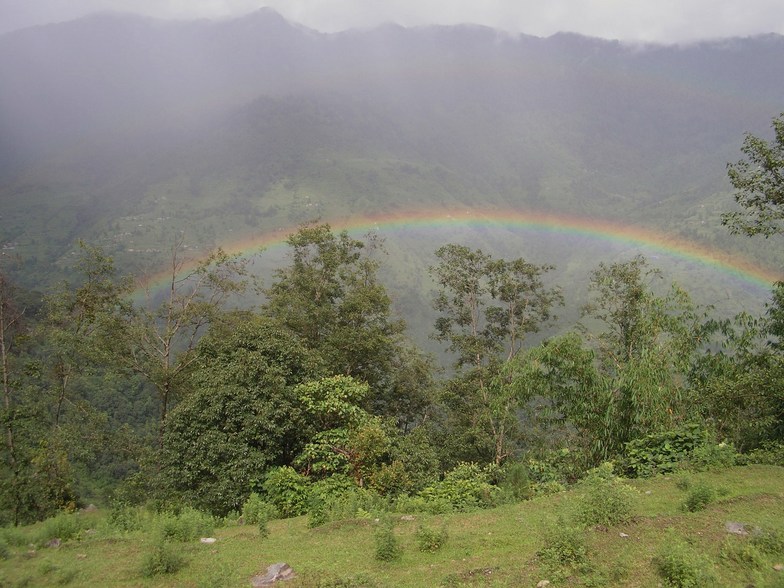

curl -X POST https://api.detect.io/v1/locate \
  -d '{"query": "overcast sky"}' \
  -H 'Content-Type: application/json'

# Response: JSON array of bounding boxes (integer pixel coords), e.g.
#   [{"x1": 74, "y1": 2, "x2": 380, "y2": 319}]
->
[{"x1": 1, "y1": 0, "x2": 783, "y2": 43}]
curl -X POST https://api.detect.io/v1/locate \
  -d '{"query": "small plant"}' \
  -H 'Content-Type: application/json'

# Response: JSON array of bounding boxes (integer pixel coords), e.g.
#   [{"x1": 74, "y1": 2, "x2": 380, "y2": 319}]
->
[
  {"x1": 415, "y1": 524, "x2": 448, "y2": 552},
  {"x1": 36, "y1": 512, "x2": 87, "y2": 545},
  {"x1": 720, "y1": 537, "x2": 765, "y2": 570},
  {"x1": 751, "y1": 528, "x2": 784, "y2": 555},
  {"x1": 538, "y1": 520, "x2": 587, "y2": 569},
  {"x1": 374, "y1": 519, "x2": 402, "y2": 562},
  {"x1": 575, "y1": 462, "x2": 635, "y2": 526},
  {"x1": 258, "y1": 517, "x2": 270, "y2": 539},
  {"x1": 108, "y1": 501, "x2": 143, "y2": 533},
  {"x1": 682, "y1": 483, "x2": 716, "y2": 512},
  {"x1": 140, "y1": 539, "x2": 186, "y2": 577},
  {"x1": 0, "y1": 539, "x2": 9, "y2": 560},
  {"x1": 155, "y1": 507, "x2": 215, "y2": 542},
  {"x1": 653, "y1": 535, "x2": 717, "y2": 587}
]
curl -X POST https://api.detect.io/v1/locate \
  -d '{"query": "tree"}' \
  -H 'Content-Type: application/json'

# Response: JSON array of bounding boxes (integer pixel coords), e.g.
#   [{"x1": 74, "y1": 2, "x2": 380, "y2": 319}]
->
[
  {"x1": 161, "y1": 314, "x2": 321, "y2": 515},
  {"x1": 722, "y1": 112, "x2": 784, "y2": 237},
  {"x1": 105, "y1": 236, "x2": 251, "y2": 445},
  {"x1": 264, "y1": 222, "x2": 430, "y2": 424},
  {"x1": 430, "y1": 244, "x2": 562, "y2": 464}
]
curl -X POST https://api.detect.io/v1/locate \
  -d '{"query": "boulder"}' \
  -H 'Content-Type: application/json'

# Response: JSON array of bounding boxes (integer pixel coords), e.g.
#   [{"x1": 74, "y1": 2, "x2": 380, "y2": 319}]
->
[{"x1": 251, "y1": 563, "x2": 295, "y2": 587}]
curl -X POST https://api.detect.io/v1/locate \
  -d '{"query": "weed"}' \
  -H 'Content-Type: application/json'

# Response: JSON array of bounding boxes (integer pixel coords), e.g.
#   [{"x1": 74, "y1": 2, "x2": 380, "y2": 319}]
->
[
  {"x1": 373, "y1": 519, "x2": 402, "y2": 562},
  {"x1": 682, "y1": 483, "x2": 716, "y2": 512},
  {"x1": 415, "y1": 524, "x2": 448, "y2": 552},
  {"x1": 0, "y1": 539, "x2": 9, "y2": 560},
  {"x1": 575, "y1": 462, "x2": 635, "y2": 526},
  {"x1": 140, "y1": 539, "x2": 186, "y2": 577},
  {"x1": 155, "y1": 507, "x2": 215, "y2": 542},
  {"x1": 241, "y1": 492, "x2": 277, "y2": 525},
  {"x1": 720, "y1": 536, "x2": 765, "y2": 570},
  {"x1": 36, "y1": 512, "x2": 87, "y2": 545},
  {"x1": 107, "y1": 502, "x2": 143, "y2": 533},
  {"x1": 653, "y1": 535, "x2": 717, "y2": 587},
  {"x1": 538, "y1": 520, "x2": 587, "y2": 569}
]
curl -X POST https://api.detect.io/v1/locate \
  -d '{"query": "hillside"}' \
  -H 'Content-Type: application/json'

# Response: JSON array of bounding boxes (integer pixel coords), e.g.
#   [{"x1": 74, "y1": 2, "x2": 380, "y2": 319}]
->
[
  {"x1": 1, "y1": 11, "x2": 783, "y2": 346},
  {"x1": 1, "y1": 465, "x2": 782, "y2": 587}
]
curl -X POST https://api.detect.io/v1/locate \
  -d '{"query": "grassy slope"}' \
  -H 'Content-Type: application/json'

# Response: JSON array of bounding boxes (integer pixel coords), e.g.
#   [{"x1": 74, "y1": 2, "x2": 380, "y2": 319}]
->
[{"x1": 2, "y1": 465, "x2": 783, "y2": 587}]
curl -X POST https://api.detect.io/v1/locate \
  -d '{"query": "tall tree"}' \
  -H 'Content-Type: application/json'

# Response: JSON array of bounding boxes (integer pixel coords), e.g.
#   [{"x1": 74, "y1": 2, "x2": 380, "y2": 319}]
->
[
  {"x1": 722, "y1": 112, "x2": 784, "y2": 237},
  {"x1": 105, "y1": 236, "x2": 251, "y2": 445},
  {"x1": 430, "y1": 244, "x2": 562, "y2": 464}
]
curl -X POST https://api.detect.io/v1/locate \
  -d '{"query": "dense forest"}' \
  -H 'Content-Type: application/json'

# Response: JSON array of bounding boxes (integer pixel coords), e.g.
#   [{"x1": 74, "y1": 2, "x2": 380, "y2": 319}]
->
[{"x1": 1, "y1": 115, "x2": 783, "y2": 530}]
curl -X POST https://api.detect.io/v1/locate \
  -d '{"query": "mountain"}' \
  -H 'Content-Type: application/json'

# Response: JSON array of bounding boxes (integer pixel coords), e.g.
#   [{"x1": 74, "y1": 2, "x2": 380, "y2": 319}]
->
[{"x1": 1, "y1": 10, "x2": 783, "y2": 347}]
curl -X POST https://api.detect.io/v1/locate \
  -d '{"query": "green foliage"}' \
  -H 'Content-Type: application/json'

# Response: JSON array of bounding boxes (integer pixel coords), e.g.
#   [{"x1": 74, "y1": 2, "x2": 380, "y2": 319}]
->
[
  {"x1": 745, "y1": 442, "x2": 784, "y2": 466},
  {"x1": 0, "y1": 539, "x2": 9, "y2": 560},
  {"x1": 574, "y1": 463, "x2": 635, "y2": 527},
  {"x1": 162, "y1": 314, "x2": 319, "y2": 517},
  {"x1": 496, "y1": 461, "x2": 533, "y2": 502},
  {"x1": 720, "y1": 537, "x2": 766, "y2": 570},
  {"x1": 262, "y1": 466, "x2": 310, "y2": 518},
  {"x1": 623, "y1": 424, "x2": 710, "y2": 477},
  {"x1": 241, "y1": 493, "x2": 277, "y2": 525},
  {"x1": 723, "y1": 112, "x2": 784, "y2": 237},
  {"x1": 682, "y1": 483, "x2": 717, "y2": 512},
  {"x1": 373, "y1": 519, "x2": 402, "y2": 562},
  {"x1": 415, "y1": 524, "x2": 448, "y2": 552},
  {"x1": 751, "y1": 528, "x2": 784, "y2": 555},
  {"x1": 140, "y1": 539, "x2": 186, "y2": 577},
  {"x1": 538, "y1": 520, "x2": 588, "y2": 569},
  {"x1": 154, "y1": 507, "x2": 215, "y2": 542},
  {"x1": 417, "y1": 463, "x2": 499, "y2": 513},
  {"x1": 653, "y1": 535, "x2": 718, "y2": 587},
  {"x1": 36, "y1": 512, "x2": 87, "y2": 545},
  {"x1": 108, "y1": 502, "x2": 143, "y2": 533},
  {"x1": 690, "y1": 441, "x2": 737, "y2": 470}
]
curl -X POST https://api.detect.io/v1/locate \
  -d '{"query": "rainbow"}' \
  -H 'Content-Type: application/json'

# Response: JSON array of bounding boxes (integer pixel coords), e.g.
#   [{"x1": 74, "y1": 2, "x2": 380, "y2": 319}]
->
[{"x1": 135, "y1": 208, "x2": 781, "y2": 296}]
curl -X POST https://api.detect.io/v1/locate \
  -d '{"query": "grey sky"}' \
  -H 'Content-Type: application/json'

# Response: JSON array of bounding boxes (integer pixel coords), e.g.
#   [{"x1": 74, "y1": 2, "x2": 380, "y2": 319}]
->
[{"x1": 1, "y1": 0, "x2": 783, "y2": 42}]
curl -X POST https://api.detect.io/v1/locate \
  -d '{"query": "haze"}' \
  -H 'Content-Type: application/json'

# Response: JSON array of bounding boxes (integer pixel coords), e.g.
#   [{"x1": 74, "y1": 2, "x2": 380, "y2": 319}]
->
[{"x1": 2, "y1": 0, "x2": 784, "y2": 43}]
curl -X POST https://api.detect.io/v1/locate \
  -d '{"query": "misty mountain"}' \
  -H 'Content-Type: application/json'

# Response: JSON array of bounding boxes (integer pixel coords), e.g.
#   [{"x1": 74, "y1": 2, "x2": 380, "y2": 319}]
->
[{"x1": 1, "y1": 9, "x2": 783, "y2": 346}]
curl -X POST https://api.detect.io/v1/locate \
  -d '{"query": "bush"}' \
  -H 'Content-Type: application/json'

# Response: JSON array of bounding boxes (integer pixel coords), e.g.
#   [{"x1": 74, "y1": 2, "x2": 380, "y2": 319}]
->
[
  {"x1": 538, "y1": 521, "x2": 587, "y2": 569},
  {"x1": 744, "y1": 442, "x2": 784, "y2": 466},
  {"x1": 108, "y1": 502, "x2": 144, "y2": 533},
  {"x1": 751, "y1": 528, "x2": 784, "y2": 555},
  {"x1": 623, "y1": 424, "x2": 709, "y2": 478},
  {"x1": 36, "y1": 512, "x2": 87, "y2": 545},
  {"x1": 690, "y1": 441, "x2": 737, "y2": 470},
  {"x1": 415, "y1": 524, "x2": 448, "y2": 552},
  {"x1": 155, "y1": 507, "x2": 215, "y2": 542},
  {"x1": 653, "y1": 536, "x2": 717, "y2": 587},
  {"x1": 141, "y1": 540, "x2": 186, "y2": 577},
  {"x1": 241, "y1": 493, "x2": 277, "y2": 525},
  {"x1": 682, "y1": 483, "x2": 716, "y2": 512},
  {"x1": 374, "y1": 519, "x2": 402, "y2": 562},
  {"x1": 417, "y1": 463, "x2": 499, "y2": 513},
  {"x1": 497, "y1": 461, "x2": 533, "y2": 503},
  {"x1": 262, "y1": 466, "x2": 310, "y2": 518},
  {"x1": 575, "y1": 463, "x2": 635, "y2": 527}
]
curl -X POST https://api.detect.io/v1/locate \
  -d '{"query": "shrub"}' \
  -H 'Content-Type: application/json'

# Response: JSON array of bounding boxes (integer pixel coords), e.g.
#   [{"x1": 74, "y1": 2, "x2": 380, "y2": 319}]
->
[
  {"x1": 653, "y1": 536, "x2": 717, "y2": 587},
  {"x1": 682, "y1": 483, "x2": 716, "y2": 512},
  {"x1": 744, "y1": 442, "x2": 784, "y2": 466},
  {"x1": 538, "y1": 521, "x2": 587, "y2": 569},
  {"x1": 241, "y1": 493, "x2": 277, "y2": 525},
  {"x1": 720, "y1": 537, "x2": 765, "y2": 570},
  {"x1": 108, "y1": 502, "x2": 143, "y2": 533},
  {"x1": 415, "y1": 524, "x2": 448, "y2": 552},
  {"x1": 417, "y1": 463, "x2": 499, "y2": 513},
  {"x1": 36, "y1": 512, "x2": 87, "y2": 545},
  {"x1": 623, "y1": 424, "x2": 709, "y2": 478},
  {"x1": 751, "y1": 528, "x2": 784, "y2": 555},
  {"x1": 374, "y1": 519, "x2": 402, "y2": 562},
  {"x1": 690, "y1": 441, "x2": 737, "y2": 471},
  {"x1": 156, "y1": 507, "x2": 215, "y2": 542},
  {"x1": 497, "y1": 461, "x2": 533, "y2": 503},
  {"x1": 575, "y1": 463, "x2": 635, "y2": 527},
  {"x1": 140, "y1": 540, "x2": 186, "y2": 577},
  {"x1": 262, "y1": 466, "x2": 310, "y2": 518}
]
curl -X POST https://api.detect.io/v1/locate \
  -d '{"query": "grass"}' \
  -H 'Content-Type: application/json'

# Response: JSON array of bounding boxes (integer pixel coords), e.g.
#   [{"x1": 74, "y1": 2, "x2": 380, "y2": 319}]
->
[{"x1": 0, "y1": 465, "x2": 782, "y2": 587}]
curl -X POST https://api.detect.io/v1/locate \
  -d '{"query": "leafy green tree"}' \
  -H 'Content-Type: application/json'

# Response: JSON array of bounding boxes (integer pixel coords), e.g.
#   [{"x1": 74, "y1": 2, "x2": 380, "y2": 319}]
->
[
  {"x1": 722, "y1": 112, "x2": 784, "y2": 237},
  {"x1": 430, "y1": 244, "x2": 562, "y2": 464},
  {"x1": 264, "y1": 222, "x2": 431, "y2": 425},
  {"x1": 161, "y1": 313, "x2": 321, "y2": 515}
]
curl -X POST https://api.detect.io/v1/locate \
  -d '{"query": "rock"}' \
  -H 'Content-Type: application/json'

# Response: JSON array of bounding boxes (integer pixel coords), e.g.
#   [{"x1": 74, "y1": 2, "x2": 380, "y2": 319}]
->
[
  {"x1": 76, "y1": 554, "x2": 87, "y2": 560},
  {"x1": 200, "y1": 537, "x2": 217, "y2": 544},
  {"x1": 400, "y1": 515, "x2": 416, "y2": 521},
  {"x1": 82, "y1": 504, "x2": 98, "y2": 512},
  {"x1": 725, "y1": 522, "x2": 749, "y2": 536},
  {"x1": 645, "y1": 490, "x2": 652, "y2": 495},
  {"x1": 619, "y1": 532, "x2": 630, "y2": 538},
  {"x1": 774, "y1": 563, "x2": 784, "y2": 572},
  {"x1": 536, "y1": 581, "x2": 551, "y2": 588},
  {"x1": 250, "y1": 563, "x2": 295, "y2": 587},
  {"x1": 46, "y1": 538, "x2": 61, "y2": 549}
]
